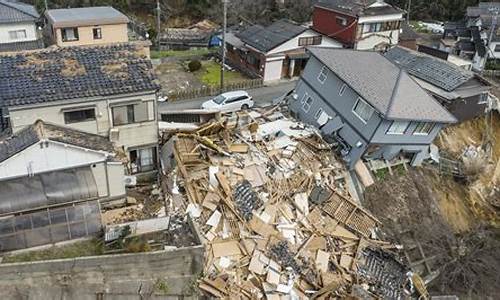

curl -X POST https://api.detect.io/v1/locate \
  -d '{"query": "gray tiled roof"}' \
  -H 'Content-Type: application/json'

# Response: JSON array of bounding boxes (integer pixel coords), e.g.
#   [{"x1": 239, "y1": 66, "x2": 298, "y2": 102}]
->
[
  {"x1": 237, "y1": 19, "x2": 307, "y2": 53},
  {"x1": 0, "y1": 42, "x2": 159, "y2": 107},
  {"x1": 0, "y1": 38, "x2": 43, "y2": 52},
  {"x1": 45, "y1": 6, "x2": 129, "y2": 27},
  {"x1": 308, "y1": 47, "x2": 456, "y2": 123},
  {"x1": 0, "y1": 120, "x2": 116, "y2": 163},
  {"x1": 385, "y1": 46, "x2": 474, "y2": 92},
  {"x1": 399, "y1": 23, "x2": 419, "y2": 40},
  {"x1": 315, "y1": 0, "x2": 402, "y2": 16},
  {"x1": 0, "y1": 0, "x2": 39, "y2": 23}
]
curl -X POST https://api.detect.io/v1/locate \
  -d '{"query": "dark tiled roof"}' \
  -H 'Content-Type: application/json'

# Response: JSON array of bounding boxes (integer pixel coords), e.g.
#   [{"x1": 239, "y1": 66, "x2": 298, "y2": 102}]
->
[
  {"x1": 0, "y1": 120, "x2": 116, "y2": 162},
  {"x1": 385, "y1": 46, "x2": 474, "y2": 92},
  {"x1": 0, "y1": 38, "x2": 43, "y2": 52},
  {"x1": 308, "y1": 47, "x2": 456, "y2": 123},
  {"x1": 236, "y1": 19, "x2": 307, "y2": 53},
  {"x1": 315, "y1": 0, "x2": 402, "y2": 16},
  {"x1": 0, "y1": 42, "x2": 160, "y2": 107},
  {"x1": 0, "y1": 0, "x2": 38, "y2": 23}
]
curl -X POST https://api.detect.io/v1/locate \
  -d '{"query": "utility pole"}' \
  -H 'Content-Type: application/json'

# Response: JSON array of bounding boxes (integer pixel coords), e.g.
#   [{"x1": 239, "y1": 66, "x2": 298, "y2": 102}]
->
[
  {"x1": 156, "y1": 0, "x2": 161, "y2": 50},
  {"x1": 220, "y1": 0, "x2": 228, "y2": 91},
  {"x1": 406, "y1": 0, "x2": 411, "y2": 23},
  {"x1": 488, "y1": 9, "x2": 499, "y2": 53},
  {"x1": 44, "y1": 0, "x2": 48, "y2": 10}
]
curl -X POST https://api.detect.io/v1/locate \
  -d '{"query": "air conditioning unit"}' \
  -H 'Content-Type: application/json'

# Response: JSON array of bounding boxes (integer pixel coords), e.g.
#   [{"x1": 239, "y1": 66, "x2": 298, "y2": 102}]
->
[
  {"x1": 124, "y1": 175, "x2": 137, "y2": 187},
  {"x1": 109, "y1": 128, "x2": 120, "y2": 142}
]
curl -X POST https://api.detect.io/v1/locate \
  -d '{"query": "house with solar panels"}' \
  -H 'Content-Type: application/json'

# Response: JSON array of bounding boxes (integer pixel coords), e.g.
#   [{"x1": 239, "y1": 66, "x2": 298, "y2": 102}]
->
[
  {"x1": 0, "y1": 42, "x2": 161, "y2": 177},
  {"x1": 0, "y1": 0, "x2": 44, "y2": 52},
  {"x1": 0, "y1": 120, "x2": 125, "y2": 252},
  {"x1": 385, "y1": 46, "x2": 492, "y2": 122},
  {"x1": 289, "y1": 47, "x2": 457, "y2": 169},
  {"x1": 225, "y1": 19, "x2": 342, "y2": 82}
]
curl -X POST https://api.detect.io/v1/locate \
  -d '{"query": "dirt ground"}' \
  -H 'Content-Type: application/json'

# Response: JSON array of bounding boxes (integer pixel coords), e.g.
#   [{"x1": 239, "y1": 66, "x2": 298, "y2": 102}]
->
[{"x1": 154, "y1": 61, "x2": 204, "y2": 94}]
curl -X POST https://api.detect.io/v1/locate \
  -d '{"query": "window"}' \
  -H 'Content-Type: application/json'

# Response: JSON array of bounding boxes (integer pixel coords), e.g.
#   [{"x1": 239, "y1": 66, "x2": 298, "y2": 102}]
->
[
  {"x1": 413, "y1": 122, "x2": 434, "y2": 135},
  {"x1": 494, "y1": 44, "x2": 500, "y2": 52},
  {"x1": 364, "y1": 22, "x2": 382, "y2": 33},
  {"x1": 93, "y1": 27, "x2": 102, "y2": 39},
  {"x1": 336, "y1": 16, "x2": 347, "y2": 26},
  {"x1": 130, "y1": 147, "x2": 157, "y2": 173},
  {"x1": 339, "y1": 84, "x2": 347, "y2": 96},
  {"x1": 298, "y1": 36, "x2": 323, "y2": 46},
  {"x1": 352, "y1": 98, "x2": 374, "y2": 123},
  {"x1": 112, "y1": 102, "x2": 150, "y2": 126},
  {"x1": 386, "y1": 121, "x2": 409, "y2": 135},
  {"x1": 226, "y1": 95, "x2": 248, "y2": 103},
  {"x1": 8, "y1": 29, "x2": 27, "y2": 40},
  {"x1": 61, "y1": 27, "x2": 79, "y2": 42},
  {"x1": 314, "y1": 108, "x2": 324, "y2": 119},
  {"x1": 478, "y1": 93, "x2": 488, "y2": 104},
  {"x1": 64, "y1": 108, "x2": 96, "y2": 124},
  {"x1": 317, "y1": 66, "x2": 328, "y2": 84},
  {"x1": 302, "y1": 96, "x2": 313, "y2": 112}
]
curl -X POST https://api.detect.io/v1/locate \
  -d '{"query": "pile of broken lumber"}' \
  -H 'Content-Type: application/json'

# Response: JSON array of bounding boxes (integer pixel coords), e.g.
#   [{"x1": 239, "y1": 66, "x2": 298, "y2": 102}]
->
[{"x1": 163, "y1": 107, "x2": 411, "y2": 299}]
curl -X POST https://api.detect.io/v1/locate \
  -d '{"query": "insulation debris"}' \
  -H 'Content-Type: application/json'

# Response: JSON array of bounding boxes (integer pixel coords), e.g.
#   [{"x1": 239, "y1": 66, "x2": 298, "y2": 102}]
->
[{"x1": 161, "y1": 105, "x2": 412, "y2": 299}]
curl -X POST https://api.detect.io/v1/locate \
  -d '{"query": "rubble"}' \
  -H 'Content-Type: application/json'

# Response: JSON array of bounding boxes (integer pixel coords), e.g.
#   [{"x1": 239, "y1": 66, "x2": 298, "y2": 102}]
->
[{"x1": 161, "y1": 106, "x2": 412, "y2": 299}]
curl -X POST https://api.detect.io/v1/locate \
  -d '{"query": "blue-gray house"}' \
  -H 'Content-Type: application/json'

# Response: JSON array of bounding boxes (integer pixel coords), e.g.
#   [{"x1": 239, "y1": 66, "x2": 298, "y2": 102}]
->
[{"x1": 289, "y1": 47, "x2": 457, "y2": 169}]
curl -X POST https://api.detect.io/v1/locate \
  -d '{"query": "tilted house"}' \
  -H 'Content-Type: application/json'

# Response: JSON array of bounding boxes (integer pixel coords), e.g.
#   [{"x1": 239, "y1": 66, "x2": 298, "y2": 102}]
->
[
  {"x1": 226, "y1": 19, "x2": 341, "y2": 82},
  {"x1": 44, "y1": 6, "x2": 129, "y2": 47},
  {"x1": 289, "y1": 47, "x2": 456, "y2": 169},
  {"x1": 0, "y1": 0, "x2": 43, "y2": 52},
  {"x1": 0, "y1": 42, "x2": 161, "y2": 176},
  {"x1": 0, "y1": 120, "x2": 125, "y2": 252},
  {"x1": 385, "y1": 46, "x2": 492, "y2": 122}
]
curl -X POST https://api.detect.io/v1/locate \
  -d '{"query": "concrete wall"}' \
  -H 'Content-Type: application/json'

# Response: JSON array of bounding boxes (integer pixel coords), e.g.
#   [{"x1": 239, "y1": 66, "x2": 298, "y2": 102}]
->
[
  {"x1": 0, "y1": 247, "x2": 204, "y2": 300},
  {"x1": 8, "y1": 92, "x2": 158, "y2": 151},
  {"x1": 53, "y1": 23, "x2": 128, "y2": 47},
  {"x1": 0, "y1": 22, "x2": 38, "y2": 44}
]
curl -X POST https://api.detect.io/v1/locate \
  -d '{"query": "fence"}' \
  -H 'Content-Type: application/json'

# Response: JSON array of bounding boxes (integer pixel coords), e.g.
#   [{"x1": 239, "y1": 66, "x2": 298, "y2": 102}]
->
[
  {"x1": 167, "y1": 78, "x2": 264, "y2": 101},
  {"x1": 482, "y1": 69, "x2": 500, "y2": 77}
]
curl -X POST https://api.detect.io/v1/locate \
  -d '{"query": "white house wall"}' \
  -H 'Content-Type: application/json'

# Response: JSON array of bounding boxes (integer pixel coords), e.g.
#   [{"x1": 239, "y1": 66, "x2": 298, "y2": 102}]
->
[
  {"x1": 264, "y1": 60, "x2": 283, "y2": 82},
  {"x1": 0, "y1": 141, "x2": 108, "y2": 180},
  {"x1": 267, "y1": 30, "x2": 342, "y2": 56},
  {"x1": 8, "y1": 92, "x2": 158, "y2": 151},
  {"x1": 107, "y1": 162, "x2": 126, "y2": 198},
  {"x1": 357, "y1": 13, "x2": 403, "y2": 24},
  {"x1": 356, "y1": 30, "x2": 400, "y2": 50},
  {"x1": 0, "y1": 22, "x2": 38, "y2": 44}
]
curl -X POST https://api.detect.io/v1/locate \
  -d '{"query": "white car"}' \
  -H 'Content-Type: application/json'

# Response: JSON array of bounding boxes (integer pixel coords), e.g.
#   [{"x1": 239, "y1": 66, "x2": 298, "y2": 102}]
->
[{"x1": 201, "y1": 91, "x2": 254, "y2": 112}]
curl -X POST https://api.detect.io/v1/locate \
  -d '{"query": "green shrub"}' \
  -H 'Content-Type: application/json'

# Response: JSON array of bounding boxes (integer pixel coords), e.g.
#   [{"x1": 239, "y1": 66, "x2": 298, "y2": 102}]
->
[{"x1": 188, "y1": 60, "x2": 202, "y2": 72}]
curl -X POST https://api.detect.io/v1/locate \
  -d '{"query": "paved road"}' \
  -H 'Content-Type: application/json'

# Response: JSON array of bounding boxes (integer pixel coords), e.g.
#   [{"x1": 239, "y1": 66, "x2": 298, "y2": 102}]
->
[{"x1": 158, "y1": 81, "x2": 297, "y2": 113}]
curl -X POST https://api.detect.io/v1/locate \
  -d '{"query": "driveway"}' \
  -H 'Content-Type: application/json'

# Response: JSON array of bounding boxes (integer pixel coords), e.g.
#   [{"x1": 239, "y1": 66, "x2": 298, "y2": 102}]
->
[{"x1": 158, "y1": 80, "x2": 297, "y2": 113}]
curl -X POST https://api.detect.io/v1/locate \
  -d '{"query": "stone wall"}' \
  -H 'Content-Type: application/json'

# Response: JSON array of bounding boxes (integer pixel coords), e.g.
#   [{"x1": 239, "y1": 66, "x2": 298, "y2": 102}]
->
[{"x1": 0, "y1": 246, "x2": 204, "y2": 300}]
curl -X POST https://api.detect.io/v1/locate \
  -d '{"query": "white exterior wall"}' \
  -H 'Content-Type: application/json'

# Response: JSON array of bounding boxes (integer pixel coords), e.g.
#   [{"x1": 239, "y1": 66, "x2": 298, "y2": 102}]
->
[
  {"x1": 356, "y1": 13, "x2": 403, "y2": 50},
  {"x1": 0, "y1": 22, "x2": 38, "y2": 44},
  {"x1": 264, "y1": 58, "x2": 284, "y2": 82},
  {"x1": 107, "y1": 162, "x2": 126, "y2": 197},
  {"x1": 8, "y1": 92, "x2": 158, "y2": 151},
  {"x1": 267, "y1": 29, "x2": 342, "y2": 56},
  {"x1": 0, "y1": 141, "x2": 109, "y2": 179},
  {"x1": 262, "y1": 30, "x2": 342, "y2": 82},
  {"x1": 488, "y1": 41, "x2": 500, "y2": 59}
]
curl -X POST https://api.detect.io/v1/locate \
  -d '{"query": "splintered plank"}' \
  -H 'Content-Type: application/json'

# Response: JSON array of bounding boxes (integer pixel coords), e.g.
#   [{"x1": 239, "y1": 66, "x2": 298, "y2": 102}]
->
[{"x1": 321, "y1": 189, "x2": 379, "y2": 238}]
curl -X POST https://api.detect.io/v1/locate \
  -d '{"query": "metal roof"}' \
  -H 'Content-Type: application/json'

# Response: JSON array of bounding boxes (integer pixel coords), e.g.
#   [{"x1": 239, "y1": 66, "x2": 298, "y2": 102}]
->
[
  {"x1": 385, "y1": 46, "x2": 474, "y2": 92},
  {"x1": 45, "y1": 6, "x2": 129, "y2": 28},
  {"x1": 0, "y1": 120, "x2": 116, "y2": 163},
  {"x1": 0, "y1": 42, "x2": 159, "y2": 107},
  {"x1": 308, "y1": 47, "x2": 456, "y2": 123},
  {"x1": 236, "y1": 19, "x2": 307, "y2": 53},
  {"x1": 0, "y1": 38, "x2": 43, "y2": 52},
  {"x1": 315, "y1": 0, "x2": 402, "y2": 17},
  {"x1": 0, "y1": 0, "x2": 38, "y2": 23}
]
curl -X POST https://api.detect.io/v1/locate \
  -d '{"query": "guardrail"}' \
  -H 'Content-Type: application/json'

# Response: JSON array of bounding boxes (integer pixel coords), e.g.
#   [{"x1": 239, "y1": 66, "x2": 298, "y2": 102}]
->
[{"x1": 167, "y1": 78, "x2": 264, "y2": 101}]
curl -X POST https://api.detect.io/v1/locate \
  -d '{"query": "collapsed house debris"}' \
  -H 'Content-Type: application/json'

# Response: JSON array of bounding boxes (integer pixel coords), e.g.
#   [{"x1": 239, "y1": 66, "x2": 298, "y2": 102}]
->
[{"x1": 160, "y1": 106, "x2": 415, "y2": 299}]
